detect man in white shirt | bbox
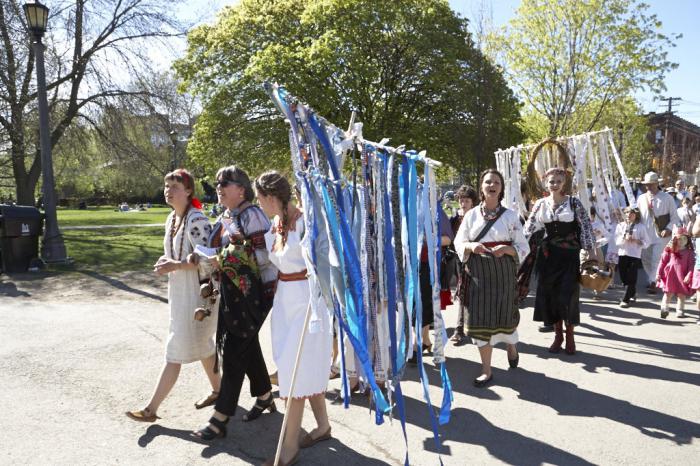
[637,172,681,294]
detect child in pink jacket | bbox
[656,226,694,318]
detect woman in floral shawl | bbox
[191,166,278,441]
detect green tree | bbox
[489,0,678,137]
[174,0,522,177]
[0,0,184,205]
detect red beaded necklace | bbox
[169,206,190,260]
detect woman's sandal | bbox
[190,416,228,441]
[242,394,276,422]
[299,426,332,449]
[194,391,219,410]
[125,407,160,423]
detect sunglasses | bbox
[216,180,237,188]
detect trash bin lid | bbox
[0,204,44,237]
[0,204,43,220]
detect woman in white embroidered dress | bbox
[126,169,219,422]
[255,171,333,466]
[453,169,529,387]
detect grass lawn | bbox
[60,226,164,274]
[57,206,171,227]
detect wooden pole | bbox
[273,301,313,466]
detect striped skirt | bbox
[463,253,520,342]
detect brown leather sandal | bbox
[126,407,160,423]
[299,426,332,448]
[194,391,219,410]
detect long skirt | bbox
[464,254,520,342]
[534,244,581,325]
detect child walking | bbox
[656,225,694,319]
[615,207,650,308]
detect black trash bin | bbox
[0,205,44,273]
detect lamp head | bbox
[23,1,49,37]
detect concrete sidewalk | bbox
[0,272,698,465]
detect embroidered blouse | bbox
[453,205,530,264]
[208,203,277,285]
[524,196,595,250]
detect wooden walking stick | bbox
[273,301,313,466]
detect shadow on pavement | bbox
[0,280,31,297]
[138,408,391,465]
[79,270,167,303]
[389,340,698,464]
[577,320,700,363]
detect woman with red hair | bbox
[127,169,220,423]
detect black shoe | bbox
[538,325,554,333]
[407,352,418,365]
[242,394,276,422]
[331,383,360,404]
[508,352,519,369]
[191,416,228,440]
[473,374,493,387]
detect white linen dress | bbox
[265,217,333,399]
[164,208,217,363]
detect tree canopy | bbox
[174,0,523,180]
[489,0,679,138]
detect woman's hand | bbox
[209,257,221,270]
[186,253,200,265]
[470,242,490,255]
[153,258,182,275]
[491,245,515,258]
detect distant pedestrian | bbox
[449,184,478,344]
[636,172,680,294]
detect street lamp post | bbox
[170,130,178,171]
[23,1,67,263]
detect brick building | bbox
[646,112,700,184]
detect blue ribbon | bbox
[316,175,390,422]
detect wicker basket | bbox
[524,138,574,202]
[579,259,614,292]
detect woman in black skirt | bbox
[524,168,594,355]
[453,169,530,386]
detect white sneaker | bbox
[619,301,629,308]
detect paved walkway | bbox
[0,272,698,465]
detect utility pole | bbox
[659,96,681,173]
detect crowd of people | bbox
[124,164,698,465]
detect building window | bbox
[655,129,663,143]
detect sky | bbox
[176,0,700,126]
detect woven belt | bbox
[278,269,308,282]
[482,241,512,248]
